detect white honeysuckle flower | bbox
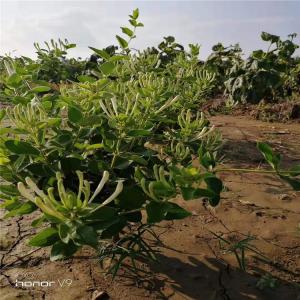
[191,125,215,141]
[99,100,111,117]
[76,171,84,202]
[129,95,139,116]
[89,170,110,203]
[155,96,179,114]
[111,97,118,115]
[90,180,124,213]
[17,170,124,218]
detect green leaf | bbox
[88,47,110,60]
[121,27,134,37]
[117,185,146,209]
[279,175,300,191]
[76,225,98,247]
[0,198,20,210]
[27,163,54,177]
[0,184,19,196]
[58,223,71,244]
[181,187,215,200]
[0,128,20,135]
[7,73,22,88]
[113,156,132,170]
[165,36,175,43]
[13,154,26,172]
[261,32,280,43]
[208,194,220,207]
[28,228,59,247]
[60,157,82,173]
[31,86,51,93]
[55,133,73,145]
[47,118,61,127]
[12,96,30,105]
[75,143,103,151]
[92,218,121,233]
[68,106,83,124]
[203,176,223,207]
[146,201,191,223]
[257,142,281,170]
[0,165,15,182]
[127,129,152,137]
[164,202,191,220]
[87,144,104,150]
[0,110,5,122]
[4,201,37,218]
[99,216,127,239]
[129,19,137,27]
[116,35,128,49]
[99,61,115,75]
[204,176,223,194]
[77,75,96,83]
[199,151,216,169]
[126,211,142,222]
[0,156,10,165]
[181,187,196,200]
[289,165,300,177]
[109,55,129,62]
[5,140,40,156]
[84,206,117,221]
[146,201,169,223]
[131,8,139,20]
[31,216,47,227]
[80,115,103,126]
[127,154,148,165]
[50,240,79,261]
[65,43,76,49]
[151,181,175,198]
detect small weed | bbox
[256,274,278,290]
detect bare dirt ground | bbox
[1,115,299,300]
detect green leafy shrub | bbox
[34,39,85,82]
[0,14,222,262]
[224,32,300,104]
[205,43,243,93]
[0,94,221,260]
[0,39,85,104]
[0,56,56,104]
[17,170,123,259]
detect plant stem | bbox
[119,208,144,215]
[110,139,121,168]
[215,168,298,175]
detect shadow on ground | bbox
[144,254,299,300]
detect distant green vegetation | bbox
[1,9,299,106]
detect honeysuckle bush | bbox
[0,96,222,261]
[0,97,298,270]
[0,20,223,263]
[33,39,85,83]
[0,56,59,105]
[0,39,85,104]
[16,171,124,259]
